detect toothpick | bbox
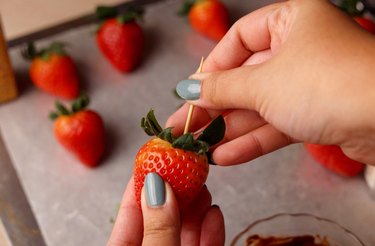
[184,57,204,134]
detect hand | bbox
[169,0,375,165]
[107,174,225,246]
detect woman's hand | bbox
[168,0,375,165]
[107,174,225,246]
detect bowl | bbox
[230,213,364,246]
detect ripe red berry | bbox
[23,42,80,99]
[133,110,225,210]
[50,95,105,167]
[95,7,144,72]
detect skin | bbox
[107,178,225,246]
[109,1,375,245]
[168,0,375,166]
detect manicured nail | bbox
[207,152,217,165]
[176,79,201,100]
[145,172,166,207]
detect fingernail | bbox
[145,172,166,207]
[207,152,217,165]
[176,79,201,100]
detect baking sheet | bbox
[0,0,374,245]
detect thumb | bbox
[141,172,181,246]
[176,65,262,110]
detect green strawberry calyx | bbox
[95,5,144,25]
[178,0,196,16]
[49,94,90,120]
[141,110,226,157]
[21,42,68,61]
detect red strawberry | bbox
[134,110,225,210]
[179,0,230,41]
[50,95,105,167]
[305,144,365,177]
[22,42,80,99]
[354,16,375,34]
[95,6,144,72]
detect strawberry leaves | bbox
[141,109,225,156]
[21,42,67,61]
[198,115,225,146]
[72,94,90,113]
[141,110,163,136]
[172,134,210,155]
[50,94,90,120]
[96,6,119,20]
[95,5,144,24]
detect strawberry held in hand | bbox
[95,6,144,72]
[134,110,225,210]
[50,95,105,167]
[22,42,80,99]
[179,0,230,41]
[305,144,365,177]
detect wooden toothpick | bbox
[184,57,204,134]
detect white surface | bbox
[0,0,374,245]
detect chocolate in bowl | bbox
[230,213,364,246]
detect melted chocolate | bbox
[246,235,330,246]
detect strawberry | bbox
[50,95,105,167]
[134,110,225,210]
[305,144,365,177]
[95,6,144,72]
[354,16,375,34]
[22,42,80,99]
[179,0,230,41]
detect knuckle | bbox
[144,217,178,239]
[268,3,294,49]
[201,72,222,107]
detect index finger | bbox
[203,2,283,72]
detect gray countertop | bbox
[0,0,374,245]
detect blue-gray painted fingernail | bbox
[176,79,201,100]
[145,172,165,207]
